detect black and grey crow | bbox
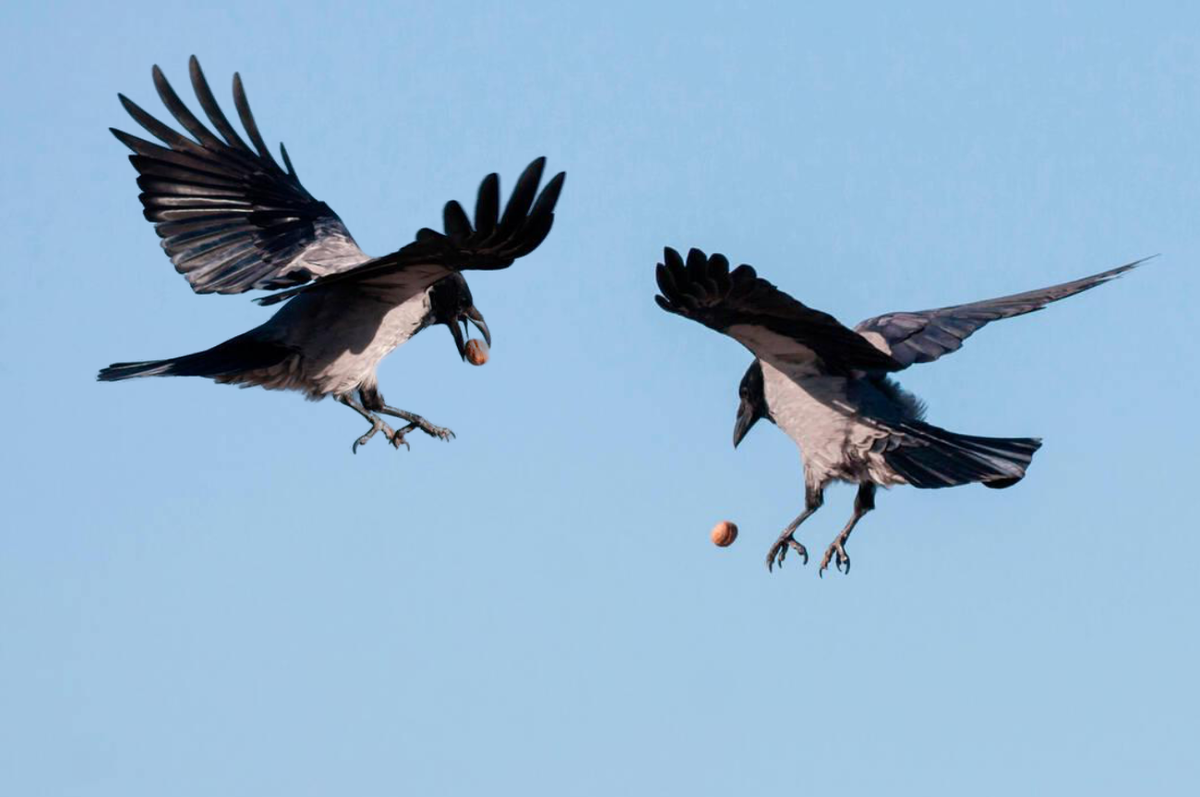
[655,247,1145,575]
[98,57,565,452]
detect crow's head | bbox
[733,359,768,448]
[427,274,491,361]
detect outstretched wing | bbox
[655,248,901,375]
[256,157,566,306]
[113,56,368,294]
[854,258,1149,369]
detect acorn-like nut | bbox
[465,338,489,366]
[710,520,738,547]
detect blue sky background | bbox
[2,2,1198,794]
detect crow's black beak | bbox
[733,397,759,448]
[447,306,491,361]
[465,305,491,347]
[447,316,468,360]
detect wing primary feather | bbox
[187,55,254,152]
[111,129,225,174]
[151,64,224,149]
[526,171,565,223]
[654,262,673,296]
[129,155,241,187]
[506,212,554,259]
[118,95,208,155]
[279,143,297,177]
[231,72,281,170]
[443,201,472,241]
[473,173,500,238]
[497,157,545,236]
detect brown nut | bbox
[465,338,489,366]
[710,520,738,547]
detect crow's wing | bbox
[256,157,566,306]
[113,56,368,294]
[854,259,1149,369]
[655,248,901,375]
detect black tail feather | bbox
[98,334,289,381]
[884,421,1042,489]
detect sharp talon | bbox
[786,539,809,566]
[766,532,808,574]
[820,541,851,576]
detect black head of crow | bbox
[427,274,491,361]
[733,359,768,448]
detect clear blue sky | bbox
[2,2,1198,795]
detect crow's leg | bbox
[819,483,876,577]
[338,395,407,453]
[766,486,824,572]
[358,385,455,443]
[377,406,455,441]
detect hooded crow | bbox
[655,247,1146,575]
[98,57,565,452]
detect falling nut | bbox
[710,520,738,547]
[465,338,489,366]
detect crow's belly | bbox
[760,365,908,487]
[218,291,433,399]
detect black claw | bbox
[786,540,809,566]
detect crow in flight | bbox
[99,57,565,452]
[655,247,1145,575]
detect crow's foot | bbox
[353,416,407,454]
[419,422,455,441]
[765,533,809,572]
[378,406,455,441]
[818,539,851,577]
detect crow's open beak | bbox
[448,306,491,361]
[733,398,758,448]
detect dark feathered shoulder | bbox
[656,247,901,374]
[256,158,565,306]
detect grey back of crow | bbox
[655,247,1145,575]
[98,57,565,452]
